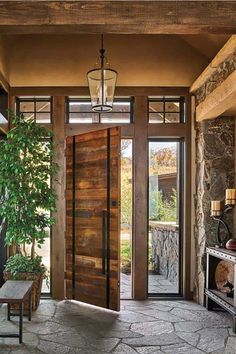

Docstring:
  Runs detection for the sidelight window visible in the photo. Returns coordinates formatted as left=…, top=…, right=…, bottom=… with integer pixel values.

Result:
left=148, top=139, right=184, bottom=296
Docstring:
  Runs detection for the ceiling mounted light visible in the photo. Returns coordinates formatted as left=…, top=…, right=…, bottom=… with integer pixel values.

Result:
left=87, top=35, right=117, bottom=112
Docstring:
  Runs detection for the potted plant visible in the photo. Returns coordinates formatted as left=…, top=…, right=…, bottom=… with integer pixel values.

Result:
left=0, top=113, right=58, bottom=310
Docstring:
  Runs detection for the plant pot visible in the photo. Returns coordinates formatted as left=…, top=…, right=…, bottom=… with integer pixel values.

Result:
left=3, top=271, right=43, bottom=311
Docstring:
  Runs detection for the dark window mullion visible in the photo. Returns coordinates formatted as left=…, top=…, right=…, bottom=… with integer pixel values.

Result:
left=163, top=97, right=166, bottom=123
left=34, top=99, right=36, bottom=121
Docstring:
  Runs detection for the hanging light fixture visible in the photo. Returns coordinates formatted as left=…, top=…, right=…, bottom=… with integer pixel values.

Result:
left=87, top=35, right=117, bottom=112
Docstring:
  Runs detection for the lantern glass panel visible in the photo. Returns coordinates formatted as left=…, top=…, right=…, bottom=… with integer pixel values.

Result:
left=87, top=68, right=117, bottom=112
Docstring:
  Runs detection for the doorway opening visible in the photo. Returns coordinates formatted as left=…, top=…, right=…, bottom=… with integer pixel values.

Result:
left=148, top=139, right=184, bottom=296
left=120, top=139, right=133, bottom=299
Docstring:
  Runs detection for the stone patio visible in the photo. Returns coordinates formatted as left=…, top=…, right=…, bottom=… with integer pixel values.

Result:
left=0, top=299, right=235, bottom=353
left=121, top=274, right=177, bottom=299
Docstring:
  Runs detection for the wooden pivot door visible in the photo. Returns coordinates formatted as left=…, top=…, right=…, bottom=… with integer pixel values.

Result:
left=65, top=127, right=120, bottom=311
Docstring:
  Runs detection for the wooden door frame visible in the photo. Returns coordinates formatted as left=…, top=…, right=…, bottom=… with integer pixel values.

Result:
left=9, top=86, right=192, bottom=301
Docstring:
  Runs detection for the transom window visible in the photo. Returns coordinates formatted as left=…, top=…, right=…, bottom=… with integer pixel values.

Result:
left=149, top=96, right=185, bottom=123
left=66, top=97, right=133, bottom=123
left=16, top=97, right=52, bottom=123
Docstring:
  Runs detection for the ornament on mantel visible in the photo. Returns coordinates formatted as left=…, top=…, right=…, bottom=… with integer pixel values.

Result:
left=226, top=238, right=236, bottom=251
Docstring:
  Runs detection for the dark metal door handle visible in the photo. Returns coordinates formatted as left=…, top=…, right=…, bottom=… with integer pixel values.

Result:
left=102, top=210, right=107, bottom=274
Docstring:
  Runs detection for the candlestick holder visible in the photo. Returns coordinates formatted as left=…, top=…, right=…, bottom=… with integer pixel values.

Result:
left=211, top=189, right=236, bottom=248
left=212, top=204, right=234, bottom=248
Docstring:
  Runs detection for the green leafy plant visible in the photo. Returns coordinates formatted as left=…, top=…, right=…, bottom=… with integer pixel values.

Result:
left=149, top=189, right=177, bottom=222
left=120, top=240, right=131, bottom=274
left=4, top=254, right=47, bottom=278
left=0, top=113, right=58, bottom=277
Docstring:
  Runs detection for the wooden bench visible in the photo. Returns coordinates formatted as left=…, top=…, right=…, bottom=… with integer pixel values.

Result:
left=0, top=280, right=33, bottom=343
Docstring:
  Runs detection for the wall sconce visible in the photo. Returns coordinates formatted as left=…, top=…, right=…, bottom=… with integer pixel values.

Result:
left=211, top=189, right=236, bottom=248
left=225, top=189, right=236, bottom=205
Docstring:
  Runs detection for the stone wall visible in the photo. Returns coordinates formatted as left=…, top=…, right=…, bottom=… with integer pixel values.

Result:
left=194, top=116, right=235, bottom=305
left=195, top=49, right=236, bottom=106
left=150, top=221, right=179, bottom=285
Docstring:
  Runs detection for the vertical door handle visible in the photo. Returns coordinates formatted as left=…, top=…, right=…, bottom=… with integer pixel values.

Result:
left=102, top=210, right=107, bottom=274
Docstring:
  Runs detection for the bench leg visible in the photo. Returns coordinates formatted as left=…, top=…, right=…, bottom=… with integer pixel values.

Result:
left=233, top=315, right=236, bottom=334
left=7, top=304, right=10, bottom=321
left=19, top=303, right=23, bottom=344
left=28, top=292, right=32, bottom=321
left=206, top=296, right=214, bottom=311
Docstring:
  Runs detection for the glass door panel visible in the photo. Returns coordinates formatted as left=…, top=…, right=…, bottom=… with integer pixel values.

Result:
left=148, top=140, right=183, bottom=296
left=120, top=139, right=133, bottom=299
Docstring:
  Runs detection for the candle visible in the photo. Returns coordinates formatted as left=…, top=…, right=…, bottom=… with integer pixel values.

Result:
left=211, top=200, right=221, bottom=216
left=225, top=189, right=236, bottom=205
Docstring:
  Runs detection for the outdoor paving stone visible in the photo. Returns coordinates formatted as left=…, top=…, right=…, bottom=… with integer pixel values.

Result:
left=148, top=303, right=174, bottom=312
left=0, top=299, right=235, bottom=353
left=69, top=349, right=107, bottom=354
left=50, top=314, right=85, bottom=327
left=113, top=343, right=138, bottom=353
left=121, top=300, right=153, bottom=308
left=174, top=321, right=203, bottom=332
left=228, top=328, right=236, bottom=336
left=24, top=319, right=70, bottom=335
left=161, top=343, right=205, bottom=354
left=163, top=301, right=206, bottom=311
left=0, top=345, right=11, bottom=354
left=8, top=346, right=42, bottom=354
left=0, top=320, right=19, bottom=333
left=36, top=301, right=57, bottom=317
left=196, top=328, right=229, bottom=353
left=170, top=307, right=232, bottom=326
left=139, top=308, right=185, bottom=322
left=123, top=333, right=184, bottom=346
left=39, top=330, right=87, bottom=349
left=101, top=329, right=142, bottom=338
left=37, top=339, right=72, bottom=354
left=93, top=320, right=131, bottom=331
left=131, top=320, right=173, bottom=336
left=118, top=310, right=158, bottom=323
left=88, top=337, right=120, bottom=352
left=225, top=337, right=236, bottom=354
left=175, top=331, right=200, bottom=346
left=135, top=346, right=162, bottom=354
left=212, top=349, right=229, bottom=354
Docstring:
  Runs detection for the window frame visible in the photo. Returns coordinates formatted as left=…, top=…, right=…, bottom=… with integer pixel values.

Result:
left=16, top=96, right=52, bottom=124
left=65, top=96, right=134, bottom=124
left=148, top=96, right=185, bottom=124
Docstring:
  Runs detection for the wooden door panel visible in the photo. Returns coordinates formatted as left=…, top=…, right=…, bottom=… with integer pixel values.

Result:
left=65, top=127, right=120, bottom=311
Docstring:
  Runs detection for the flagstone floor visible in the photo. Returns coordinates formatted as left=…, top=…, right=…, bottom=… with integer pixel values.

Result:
left=0, top=299, right=235, bottom=354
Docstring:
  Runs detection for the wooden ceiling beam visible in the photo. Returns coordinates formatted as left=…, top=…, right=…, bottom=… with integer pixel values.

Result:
left=1, top=1, right=236, bottom=34
left=195, top=70, right=236, bottom=121
left=190, top=35, right=236, bottom=93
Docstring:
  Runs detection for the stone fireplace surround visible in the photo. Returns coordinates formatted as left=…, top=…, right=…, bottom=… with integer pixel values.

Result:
left=194, top=116, right=235, bottom=305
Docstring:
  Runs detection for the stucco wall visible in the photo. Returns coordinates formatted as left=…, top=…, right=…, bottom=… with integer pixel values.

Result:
left=3, top=34, right=209, bottom=87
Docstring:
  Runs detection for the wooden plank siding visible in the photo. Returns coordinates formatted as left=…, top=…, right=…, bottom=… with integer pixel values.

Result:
left=9, top=87, right=192, bottom=301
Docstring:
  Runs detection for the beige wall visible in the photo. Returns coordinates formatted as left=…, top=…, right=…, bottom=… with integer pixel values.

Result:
left=3, top=34, right=210, bottom=87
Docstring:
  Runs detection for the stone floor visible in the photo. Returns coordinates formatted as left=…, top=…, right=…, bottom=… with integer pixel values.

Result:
left=121, top=274, right=177, bottom=299
left=0, top=299, right=236, bottom=354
